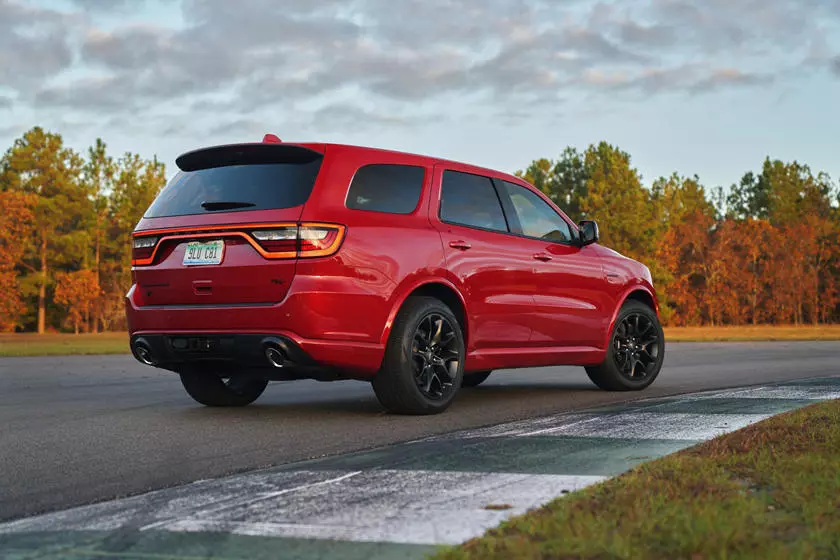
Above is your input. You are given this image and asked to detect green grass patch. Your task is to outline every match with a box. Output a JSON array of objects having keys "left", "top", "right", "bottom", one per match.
[
  {"left": 665, "top": 325, "right": 840, "bottom": 341},
  {"left": 435, "top": 400, "right": 840, "bottom": 560},
  {"left": 0, "top": 332, "right": 130, "bottom": 357}
]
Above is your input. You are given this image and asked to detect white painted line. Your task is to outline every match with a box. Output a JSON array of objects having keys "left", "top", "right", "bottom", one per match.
[
  {"left": 527, "top": 412, "right": 772, "bottom": 440},
  {"left": 692, "top": 386, "right": 840, "bottom": 401},
  {"left": 0, "top": 470, "right": 606, "bottom": 546},
  {"left": 431, "top": 412, "right": 770, "bottom": 441}
]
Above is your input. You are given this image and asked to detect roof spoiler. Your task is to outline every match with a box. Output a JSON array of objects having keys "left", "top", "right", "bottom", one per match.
[{"left": 175, "top": 143, "right": 323, "bottom": 172}]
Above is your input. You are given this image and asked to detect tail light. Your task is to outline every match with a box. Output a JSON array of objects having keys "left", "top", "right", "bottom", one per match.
[
  {"left": 131, "top": 222, "right": 345, "bottom": 266},
  {"left": 251, "top": 227, "right": 298, "bottom": 254},
  {"left": 132, "top": 236, "right": 158, "bottom": 263},
  {"left": 251, "top": 223, "right": 345, "bottom": 258}
]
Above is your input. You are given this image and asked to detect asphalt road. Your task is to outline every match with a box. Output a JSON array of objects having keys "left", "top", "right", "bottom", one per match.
[{"left": 1, "top": 341, "right": 839, "bottom": 522}]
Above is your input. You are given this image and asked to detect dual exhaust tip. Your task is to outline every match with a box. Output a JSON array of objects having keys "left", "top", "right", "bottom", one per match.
[{"left": 130, "top": 337, "right": 288, "bottom": 369}]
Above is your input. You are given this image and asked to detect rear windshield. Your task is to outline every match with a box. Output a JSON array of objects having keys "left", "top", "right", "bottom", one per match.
[{"left": 144, "top": 160, "right": 322, "bottom": 218}]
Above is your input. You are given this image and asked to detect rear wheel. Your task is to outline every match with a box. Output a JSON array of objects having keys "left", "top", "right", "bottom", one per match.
[
  {"left": 179, "top": 371, "right": 268, "bottom": 407},
  {"left": 372, "top": 296, "right": 465, "bottom": 415},
  {"left": 585, "top": 300, "right": 664, "bottom": 391},
  {"left": 462, "top": 370, "right": 491, "bottom": 388}
]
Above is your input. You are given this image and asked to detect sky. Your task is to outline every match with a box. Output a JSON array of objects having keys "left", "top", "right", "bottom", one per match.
[{"left": 1, "top": 0, "right": 839, "bottom": 190}]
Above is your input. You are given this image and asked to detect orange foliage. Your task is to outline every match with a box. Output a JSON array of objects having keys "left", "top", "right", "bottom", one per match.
[
  {"left": 658, "top": 214, "right": 839, "bottom": 326},
  {"left": 0, "top": 192, "right": 36, "bottom": 331},
  {"left": 53, "top": 270, "right": 102, "bottom": 334}
]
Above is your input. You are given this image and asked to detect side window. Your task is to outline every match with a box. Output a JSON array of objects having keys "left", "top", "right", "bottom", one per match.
[
  {"left": 346, "top": 164, "right": 425, "bottom": 214},
  {"left": 502, "top": 181, "right": 573, "bottom": 243},
  {"left": 440, "top": 170, "right": 508, "bottom": 232}
]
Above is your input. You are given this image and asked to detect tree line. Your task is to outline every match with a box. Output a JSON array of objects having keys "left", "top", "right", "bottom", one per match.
[
  {"left": 516, "top": 143, "right": 839, "bottom": 326},
  {"left": 0, "top": 127, "right": 837, "bottom": 333},
  {"left": 0, "top": 127, "right": 165, "bottom": 333}
]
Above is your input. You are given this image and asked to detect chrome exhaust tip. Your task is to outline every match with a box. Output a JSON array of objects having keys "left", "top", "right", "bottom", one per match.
[
  {"left": 134, "top": 342, "right": 157, "bottom": 366},
  {"left": 265, "top": 346, "right": 286, "bottom": 368}
]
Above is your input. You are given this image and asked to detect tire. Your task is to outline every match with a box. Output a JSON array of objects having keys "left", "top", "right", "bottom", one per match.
[
  {"left": 179, "top": 371, "right": 268, "bottom": 407},
  {"left": 585, "top": 300, "right": 665, "bottom": 391},
  {"left": 462, "top": 370, "right": 492, "bottom": 388},
  {"left": 372, "top": 296, "right": 465, "bottom": 415}
]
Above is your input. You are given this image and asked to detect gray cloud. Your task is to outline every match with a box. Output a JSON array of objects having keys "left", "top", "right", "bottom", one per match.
[
  {"left": 7, "top": 0, "right": 840, "bottom": 136},
  {"left": 584, "top": 64, "right": 773, "bottom": 95},
  {"left": 0, "top": 1, "right": 77, "bottom": 93},
  {"left": 832, "top": 56, "right": 840, "bottom": 76},
  {"left": 618, "top": 21, "right": 676, "bottom": 48}
]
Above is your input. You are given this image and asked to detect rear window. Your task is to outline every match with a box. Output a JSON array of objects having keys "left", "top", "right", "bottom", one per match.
[
  {"left": 346, "top": 164, "right": 425, "bottom": 214},
  {"left": 144, "top": 160, "right": 322, "bottom": 218}
]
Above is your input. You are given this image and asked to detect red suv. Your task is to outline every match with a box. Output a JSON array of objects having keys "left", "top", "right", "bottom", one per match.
[{"left": 126, "top": 136, "right": 664, "bottom": 415}]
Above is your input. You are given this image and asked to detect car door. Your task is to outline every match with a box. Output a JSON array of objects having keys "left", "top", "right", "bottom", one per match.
[
  {"left": 431, "top": 166, "right": 538, "bottom": 350},
  {"left": 496, "top": 179, "right": 611, "bottom": 349}
]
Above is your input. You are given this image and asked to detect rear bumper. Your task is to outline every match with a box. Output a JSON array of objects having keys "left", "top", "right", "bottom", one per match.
[
  {"left": 129, "top": 331, "right": 383, "bottom": 378},
  {"left": 126, "top": 281, "right": 385, "bottom": 377}
]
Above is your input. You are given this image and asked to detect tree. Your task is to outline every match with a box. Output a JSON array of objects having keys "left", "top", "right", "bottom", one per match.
[
  {"left": 0, "top": 192, "right": 36, "bottom": 331},
  {"left": 515, "top": 148, "right": 588, "bottom": 221},
  {"left": 0, "top": 127, "right": 89, "bottom": 333},
  {"left": 97, "top": 152, "right": 165, "bottom": 329},
  {"left": 579, "top": 142, "right": 656, "bottom": 262},
  {"left": 83, "top": 139, "right": 116, "bottom": 333},
  {"left": 53, "top": 270, "right": 101, "bottom": 334}
]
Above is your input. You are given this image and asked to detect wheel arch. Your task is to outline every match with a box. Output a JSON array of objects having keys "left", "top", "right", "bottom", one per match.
[
  {"left": 379, "top": 278, "right": 469, "bottom": 348},
  {"left": 603, "top": 285, "right": 659, "bottom": 349}
]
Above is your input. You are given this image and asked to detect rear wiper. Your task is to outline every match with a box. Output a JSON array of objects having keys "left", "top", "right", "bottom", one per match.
[{"left": 200, "top": 201, "right": 256, "bottom": 211}]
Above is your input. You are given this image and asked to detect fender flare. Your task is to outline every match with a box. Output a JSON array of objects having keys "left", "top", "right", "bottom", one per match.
[
  {"left": 602, "top": 284, "right": 659, "bottom": 350},
  {"left": 378, "top": 273, "right": 468, "bottom": 347}
]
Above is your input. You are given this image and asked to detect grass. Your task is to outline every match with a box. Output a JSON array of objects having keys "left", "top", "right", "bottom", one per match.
[
  {"left": 0, "top": 332, "right": 130, "bottom": 357},
  {"left": 435, "top": 400, "right": 840, "bottom": 560},
  {"left": 0, "top": 325, "right": 837, "bottom": 357},
  {"left": 664, "top": 324, "right": 840, "bottom": 341}
]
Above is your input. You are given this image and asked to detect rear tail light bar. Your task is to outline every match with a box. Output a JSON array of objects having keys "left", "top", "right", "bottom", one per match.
[{"left": 131, "top": 223, "right": 345, "bottom": 266}]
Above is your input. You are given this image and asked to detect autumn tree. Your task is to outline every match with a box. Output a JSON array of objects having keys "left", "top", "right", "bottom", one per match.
[
  {"left": 0, "top": 127, "right": 89, "bottom": 333},
  {"left": 53, "top": 270, "right": 101, "bottom": 334},
  {"left": 0, "top": 192, "right": 36, "bottom": 331}
]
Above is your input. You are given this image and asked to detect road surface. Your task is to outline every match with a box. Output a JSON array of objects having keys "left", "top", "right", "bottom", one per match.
[{"left": 1, "top": 341, "right": 838, "bottom": 522}]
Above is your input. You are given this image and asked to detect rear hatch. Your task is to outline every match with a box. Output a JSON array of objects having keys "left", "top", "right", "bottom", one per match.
[{"left": 131, "top": 144, "right": 324, "bottom": 307}]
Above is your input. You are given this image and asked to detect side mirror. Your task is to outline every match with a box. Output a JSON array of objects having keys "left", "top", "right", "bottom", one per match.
[{"left": 578, "top": 220, "right": 599, "bottom": 246}]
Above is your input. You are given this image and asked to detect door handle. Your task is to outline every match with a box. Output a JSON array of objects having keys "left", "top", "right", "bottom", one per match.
[
  {"left": 606, "top": 272, "right": 620, "bottom": 284},
  {"left": 533, "top": 253, "right": 553, "bottom": 262},
  {"left": 449, "top": 240, "right": 472, "bottom": 250}
]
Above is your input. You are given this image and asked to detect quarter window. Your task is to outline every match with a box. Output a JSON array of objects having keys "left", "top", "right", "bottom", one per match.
[
  {"left": 346, "top": 164, "right": 425, "bottom": 214},
  {"left": 502, "top": 181, "right": 573, "bottom": 243},
  {"left": 440, "top": 171, "right": 508, "bottom": 232}
]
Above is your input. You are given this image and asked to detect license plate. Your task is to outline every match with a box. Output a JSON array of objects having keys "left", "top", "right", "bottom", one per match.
[{"left": 183, "top": 240, "right": 224, "bottom": 266}]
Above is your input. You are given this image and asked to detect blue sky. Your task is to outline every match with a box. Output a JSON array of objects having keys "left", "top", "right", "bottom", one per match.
[{"left": 2, "top": 0, "right": 839, "bottom": 191}]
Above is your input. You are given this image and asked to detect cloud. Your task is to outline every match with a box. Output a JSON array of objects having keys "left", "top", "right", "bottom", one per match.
[
  {"left": 832, "top": 56, "right": 840, "bottom": 76},
  {"left": 4, "top": 0, "right": 840, "bottom": 138},
  {"left": 583, "top": 64, "right": 773, "bottom": 95},
  {"left": 0, "top": 1, "right": 78, "bottom": 93}
]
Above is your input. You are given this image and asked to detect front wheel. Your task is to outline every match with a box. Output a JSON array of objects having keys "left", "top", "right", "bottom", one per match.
[
  {"left": 585, "top": 301, "right": 664, "bottom": 391},
  {"left": 179, "top": 371, "right": 268, "bottom": 407},
  {"left": 372, "top": 296, "right": 465, "bottom": 415}
]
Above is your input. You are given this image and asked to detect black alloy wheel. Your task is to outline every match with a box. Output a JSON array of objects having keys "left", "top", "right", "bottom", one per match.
[
  {"left": 373, "top": 296, "right": 465, "bottom": 415},
  {"left": 585, "top": 300, "right": 665, "bottom": 391},
  {"left": 411, "top": 313, "right": 461, "bottom": 400},
  {"left": 612, "top": 312, "right": 662, "bottom": 380}
]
